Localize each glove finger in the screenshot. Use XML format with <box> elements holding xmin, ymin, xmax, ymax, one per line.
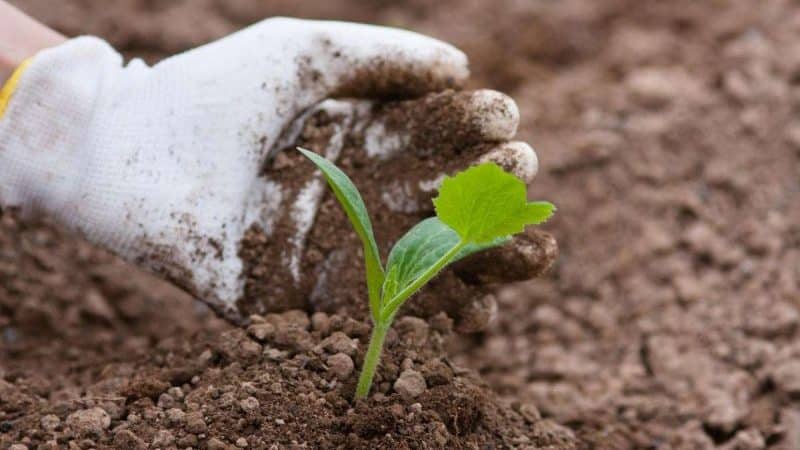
<box><xmin>375</xmin><ymin>140</ymin><xmax>538</xmax><ymax>215</ymax></box>
<box><xmin>476</xmin><ymin>141</ymin><xmax>538</xmax><ymax>184</ymax></box>
<box><xmin>338</xmin><ymin>89</ymin><xmax>530</xmax><ymax>215</ymax></box>
<box><xmin>402</xmin><ymin>231</ymin><xmax>556</xmax><ymax>333</ymax></box>
<box><xmin>412</xmin><ymin>230</ymin><xmax>556</xmax><ymax>333</ymax></box>
<box><xmin>359</xmin><ymin>89</ymin><xmax>520</xmax><ymax>160</ymax></box>
<box><xmin>307</xmin><ymin>20</ymin><xmax>469</xmax><ymax>99</ymax></box>
<box><xmin>452</xmin><ymin>228</ymin><xmax>558</xmax><ymax>285</ymax></box>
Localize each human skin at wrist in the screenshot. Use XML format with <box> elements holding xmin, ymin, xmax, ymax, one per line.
<box><xmin>0</xmin><ymin>1</ymin><xmax>66</xmax><ymax>84</ymax></box>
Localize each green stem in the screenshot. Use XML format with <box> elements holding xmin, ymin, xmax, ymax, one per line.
<box><xmin>354</xmin><ymin>240</ymin><xmax>467</xmax><ymax>400</ymax></box>
<box><xmin>365</xmin><ymin>259</ymin><xmax>384</xmax><ymax>322</ymax></box>
<box><xmin>379</xmin><ymin>240</ymin><xmax>466</xmax><ymax>323</ymax></box>
<box><xmin>354</xmin><ymin>321</ymin><xmax>390</xmax><ymax>400</ymax></box>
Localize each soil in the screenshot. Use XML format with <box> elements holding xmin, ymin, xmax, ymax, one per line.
<box><xmin>3</xmin><ymin>0</ymin><xmax>800</xmax><ymax>449</ymax></box>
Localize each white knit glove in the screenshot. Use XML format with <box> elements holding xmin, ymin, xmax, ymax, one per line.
<box><xmin>0</xmin><ymin>18</ymin><xmax>549</xmax><ymax>326</ymax></box>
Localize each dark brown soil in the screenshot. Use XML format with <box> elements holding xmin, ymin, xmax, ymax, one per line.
<box><xmin>1</xmin><ymin>294</ymin><xmax>576</xmax><ymax>448</ymax></box>
<box><xmin>3</xmin><ymin>0</ymin><xmax>800</xmax><ymax>449</ymax></box>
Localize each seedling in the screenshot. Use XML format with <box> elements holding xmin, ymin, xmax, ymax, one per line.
<box><xmin>298</xmin><ymin>148</ymin><xmax>555</xmax><ymax>400</ymax></box>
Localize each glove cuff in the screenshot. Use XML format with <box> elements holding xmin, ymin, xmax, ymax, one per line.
<box><xmin>0</xmin><ymin>36</ymin><xmax>122</xmax><ymax>216</ymax></box>
<box><xmin>0</xmin><ymin>59</ymin><xmax>32</xmax><ymax>118</ymax></box>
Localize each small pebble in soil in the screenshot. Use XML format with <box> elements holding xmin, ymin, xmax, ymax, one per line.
<box><xmin>320</xmin><ymin>331</ymin><xmax>358</xmax><ymax>356</ymax></box>
<box><xmin>165</xmin><ymin>407</ymin><xmax>186</xmax><ymax>425</ymax></box>
<box><xmin>113</xmin><ymin>430</ymin><xmax>146</xmax><ymax>449</ymax></box>
<box><xmin>247</xmin><ymin>322</ymin><xmax>276</xmax><ymax>341</ymax></box>
<box><xmin>274</xmin><ymin>327</ymin><xmax>313</xmax><ymax>352</ymax></box>
<box><xmin>311</xmin><ymin>311</ymin><xmax>331</xmax><ymax>335</ymax></box>
<box><xmin>395</xmin><ymin>317</ymin><xmax>430</xmax><ymax>346</ymax></box>
<box><xmin>518</xmin><ymin>403</ymin><xmax>542</xmax><ymax>423</ymax></box>
<box><xmin>249</xmin><ymin>314</ymin><xmax>266</xmax><ymax>324</ymax></box>
<box><xmin>185</xmin><ymin>411</ymin><xmax>207</xmax><ymax>434</ymax></box>
<box><xmin>39</xmin><ymin>414</ymin><xmax>60</xmax><ymax>432</ymax></box>
<box><xmin>421</xmin><ymin>358</ymin><xmax>454</xmax><ymax>386</ymax></box>
<box><xmin>238</xmin><ymin>339</ymin><xmax>263</xmax><ymax>360</ymax></box>
<box><xmin>389</xmin><ymin>403</ymin><xmax>405</xmax><ymax>418</ymax></box>
<box><xmin>152</xmin><ymin>429</ymin><xmax>175</xmax><ymax>447</ymax></box>
<box><xmin>157</xmin><ymin>392</ymin><xmax>176</xmax><ymax>408</ymax></box>
<box><xmin>281</xmin><ymin>310</ymin><xmax>311</xmax><ymax>329</ymax></box>
<box><xmin>207</xmin><ymin>437</ymin><xmax>228</xmax><ymax>450</ymax></box>
<box><xmin>66</xmin><ymin>407</ymin><xmax>110</xmax><ymax>436</ymax></box>
<box><xmin>341</xmin><ymin>318</ymin><xmax>371</xmax><ymax>338</ymax></box>
<box><xmin>431</xmin><ymin>421</ymin><xmax>449</xmax><ymax>446</ymax></box>
<box><xmin>326</xmin><ymin>352</ymin><xmax>355</xmax><ymax>380</ymax></box>
<box><xmin>239</xmin><ymin>396</ymin><xmax>260</xmax><ymax>413</ymax></box>
<box><xmin>263</xmin><ymin>346</ymin><xmax>288</xmax><ymax>361</ymax></box>
<box><xmin>394</xmin><ymin>369</ymin><xmax>427</xmax><ymax>399</ymax></box>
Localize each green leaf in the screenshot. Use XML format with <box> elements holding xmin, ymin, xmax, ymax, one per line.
<box><xmin>297</xmin><ymin>148</ymin><xmax>384</xmax><ymax>318</ymax></box>
<box><xmin>433</xmin><ymin>163</ymin><xmax>555</xmax><ymax>244</ymax></box>
<box><xmin>381</xmin><ymin>217</ymin><xmax>506</xmax><ymax>308</ymax></box>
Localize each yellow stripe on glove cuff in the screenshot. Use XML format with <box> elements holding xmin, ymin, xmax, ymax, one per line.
<box><xmin>0</xmin><ymin>59</ymin><xmax>31</xmax><ymax>118</ymax></box>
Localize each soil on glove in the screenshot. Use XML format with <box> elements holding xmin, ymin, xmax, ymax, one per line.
<box><xmin>238</xmin><ymin>91</ymin><xmax>550</xmax><ymax>332</ymax></box>
<box><xmin>4</xmin><ymin>0</ymin><xmax>800</xmax><ymax>449</ymax></box>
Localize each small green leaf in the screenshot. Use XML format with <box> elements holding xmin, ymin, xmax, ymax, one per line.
<box><xmin>382</xmin><ymin>217</ymin><xmax>506</xmax><ymax>307</ymax></box>
<box><xmin>433</xmin><ymin>163</ymin><xmax>555</xmax><ymax>244</ymax></box>
<box><xmin>297</xmin><ymin>148</ymin><xmax>384</xmax><ymax>318</ymax></box>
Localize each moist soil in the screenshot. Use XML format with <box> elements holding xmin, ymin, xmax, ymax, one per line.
<box><xmin>3</xmin><ymin>0</ymin><xmax>800</xmax><ymax>449</ymax></box>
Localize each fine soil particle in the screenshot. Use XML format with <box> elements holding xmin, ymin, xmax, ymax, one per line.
<box><xmin>4</xmin><ymin>0</ymin><xmax>800</xmax><ymax>449</ymax></box>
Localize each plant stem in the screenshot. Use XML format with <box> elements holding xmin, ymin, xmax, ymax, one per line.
<box><xmin>379</xmin><ymin>240</ymin><xmax>467</xmax><ymax>322</ymax></box>
<box><xmin>354</xmin><ymin>321</ymin><xmax>390</xmax><ymax>400</ymax></box>
<box><xmin>355</xmin><ymin>240</ymin><xmax>467</xmax><ymax>400</ymax></box>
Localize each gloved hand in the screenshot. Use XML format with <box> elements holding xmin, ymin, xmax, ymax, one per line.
<box><xmin>248</xmin><ymin>94</ymin><xmax>556</xmax><ymax>332</ymax></box>
<box><xmin>0</xmin><ymin>18</ymin><xmax>555</xmax><ymax>327</ymax></box>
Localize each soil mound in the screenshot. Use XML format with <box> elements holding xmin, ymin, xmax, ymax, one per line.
<box><xmin>1</xmin><ymin>303</ymin><xmax>577</xmax><ymax>448</ymax></box>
